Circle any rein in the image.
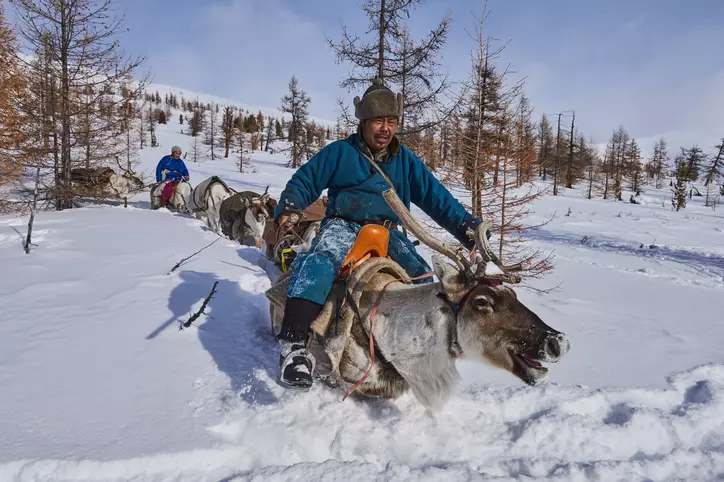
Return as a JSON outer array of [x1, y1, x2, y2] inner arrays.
[[342, 270, 434, 401], [341, 267, 504, 400]]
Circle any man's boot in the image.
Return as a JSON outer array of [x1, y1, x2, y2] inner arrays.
[[277, 297, 323, 390]]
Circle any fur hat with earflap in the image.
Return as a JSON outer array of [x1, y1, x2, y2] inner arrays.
[[353, 77, 403, 121]]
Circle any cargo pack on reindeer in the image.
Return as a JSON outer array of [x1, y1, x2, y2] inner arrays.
[[265, 78, 570, 408]]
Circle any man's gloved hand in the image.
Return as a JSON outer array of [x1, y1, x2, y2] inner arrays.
[[277, 211, 302, 233], [455, 213, 491, 250]]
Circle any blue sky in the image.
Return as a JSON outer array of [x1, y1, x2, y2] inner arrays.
[[7, 0, 724, 156]]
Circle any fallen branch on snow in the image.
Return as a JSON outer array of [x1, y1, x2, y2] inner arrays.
[[167, 237, 220, 275], [180, 281, 219, 330]]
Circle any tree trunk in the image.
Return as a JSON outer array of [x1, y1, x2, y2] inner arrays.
[[553, 113, 562, 196], [60, 2, 72, 210], [566, 112, 575, 188], [378, 0, 385, 81]]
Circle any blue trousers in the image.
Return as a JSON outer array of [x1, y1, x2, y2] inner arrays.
[[287, 218, 433, 305]]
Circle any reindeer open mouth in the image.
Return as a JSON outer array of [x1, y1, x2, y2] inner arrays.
[[510, 351, 547, 385], [507, 331, 569, 386]]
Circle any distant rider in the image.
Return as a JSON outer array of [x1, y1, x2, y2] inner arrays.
[[155, 146, 189, 207]]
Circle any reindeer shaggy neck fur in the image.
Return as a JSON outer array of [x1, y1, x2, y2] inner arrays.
[[362, 279, 461, 409], [244, 207, 267, 246]]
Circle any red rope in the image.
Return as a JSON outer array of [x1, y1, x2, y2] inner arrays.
[[342, 271, 435, 401]]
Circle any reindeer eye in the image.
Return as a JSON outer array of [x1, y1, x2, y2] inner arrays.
[[473, 297, 491, 309]]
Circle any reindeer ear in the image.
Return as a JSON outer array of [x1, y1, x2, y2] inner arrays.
[[431, 255, 469, 295], [432, 255, 459, 285]]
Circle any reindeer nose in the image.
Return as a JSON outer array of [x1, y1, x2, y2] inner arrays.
[[544, 333, 570, 361]]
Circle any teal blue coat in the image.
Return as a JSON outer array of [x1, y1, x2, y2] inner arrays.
[[275, 133, 473, 241]]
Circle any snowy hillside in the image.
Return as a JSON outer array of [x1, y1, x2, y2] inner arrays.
[[1, 89, 724, 481], [148, 82, 335, 130]]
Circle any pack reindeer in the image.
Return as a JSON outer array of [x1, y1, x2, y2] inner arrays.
[[187, 176, 233, 233], [219, 187, 275, 248], [71, 167, 143, 200], [266, 189, 571, 409]]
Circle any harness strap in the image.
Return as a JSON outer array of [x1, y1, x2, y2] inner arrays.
[[437, 277, 503, 358], [342, 270, 434, 401], [329, 215, 398, 230]]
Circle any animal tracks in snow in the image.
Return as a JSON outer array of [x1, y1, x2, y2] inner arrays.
[[529, 229, 724, 289]]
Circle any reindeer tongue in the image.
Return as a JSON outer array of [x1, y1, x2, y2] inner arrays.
[[512, 352, 545, 370], [522, 356, 543, 369]]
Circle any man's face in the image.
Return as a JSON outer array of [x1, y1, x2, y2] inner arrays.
[[171, 150, 181, 159], [362, 117, 398, 152]]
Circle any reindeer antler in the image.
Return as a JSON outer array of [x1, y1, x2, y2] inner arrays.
[[382, 189, 522, 284], [382, 190, 471, 273], [470, 221, 522, 284]]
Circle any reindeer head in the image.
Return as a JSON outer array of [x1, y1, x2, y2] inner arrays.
[[432, 255, 569, 386], [382, 189, 571, 387], [248, 188, 273, 224]]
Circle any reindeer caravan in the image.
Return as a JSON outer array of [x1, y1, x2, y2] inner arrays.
[[264, 78, 570, 409], [149, 146, 284, 248]]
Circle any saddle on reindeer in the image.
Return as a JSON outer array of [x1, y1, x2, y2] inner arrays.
[[265, 188, 571, 408], [150, 178, 193, 212]]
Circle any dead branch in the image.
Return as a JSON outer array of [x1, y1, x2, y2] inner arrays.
[[167, 237, 220, 275], [180, 281, 218, 330]]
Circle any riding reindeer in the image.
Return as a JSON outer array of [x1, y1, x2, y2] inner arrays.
[[266, 189, 571, 409], [150, 180, 193, 214]]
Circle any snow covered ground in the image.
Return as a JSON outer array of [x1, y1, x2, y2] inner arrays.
[[1, 88, 724, 481]]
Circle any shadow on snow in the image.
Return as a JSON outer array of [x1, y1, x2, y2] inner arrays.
[[147, 268, 280, 406]]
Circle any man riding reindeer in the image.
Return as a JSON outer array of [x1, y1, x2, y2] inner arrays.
[[155, 146, 190, 208], [273, 78, 488, 389]]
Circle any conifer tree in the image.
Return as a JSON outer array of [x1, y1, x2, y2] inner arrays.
[[703, 138, 723, 188], [264, 116, 274, 151], [205, 101, 218, 159], [627, 139, 642, 194], [536, 114, 554, 180], [327, 0, 453, 134], [0, 4, 29, 196], [672, 162, 688, 211], [514, 95, 537, 187], [221, 106, 235, 158], [280, 75, 310, 168], [646, 138, 668, 189], [12, 0, 146, 209]]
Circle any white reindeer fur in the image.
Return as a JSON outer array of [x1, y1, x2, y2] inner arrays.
[[168, 182, 193, 214], [106, 174, 142, 198], [355, 257, 466, 409], [244, 207, 267, 248], [203, 182, 232, 234]]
